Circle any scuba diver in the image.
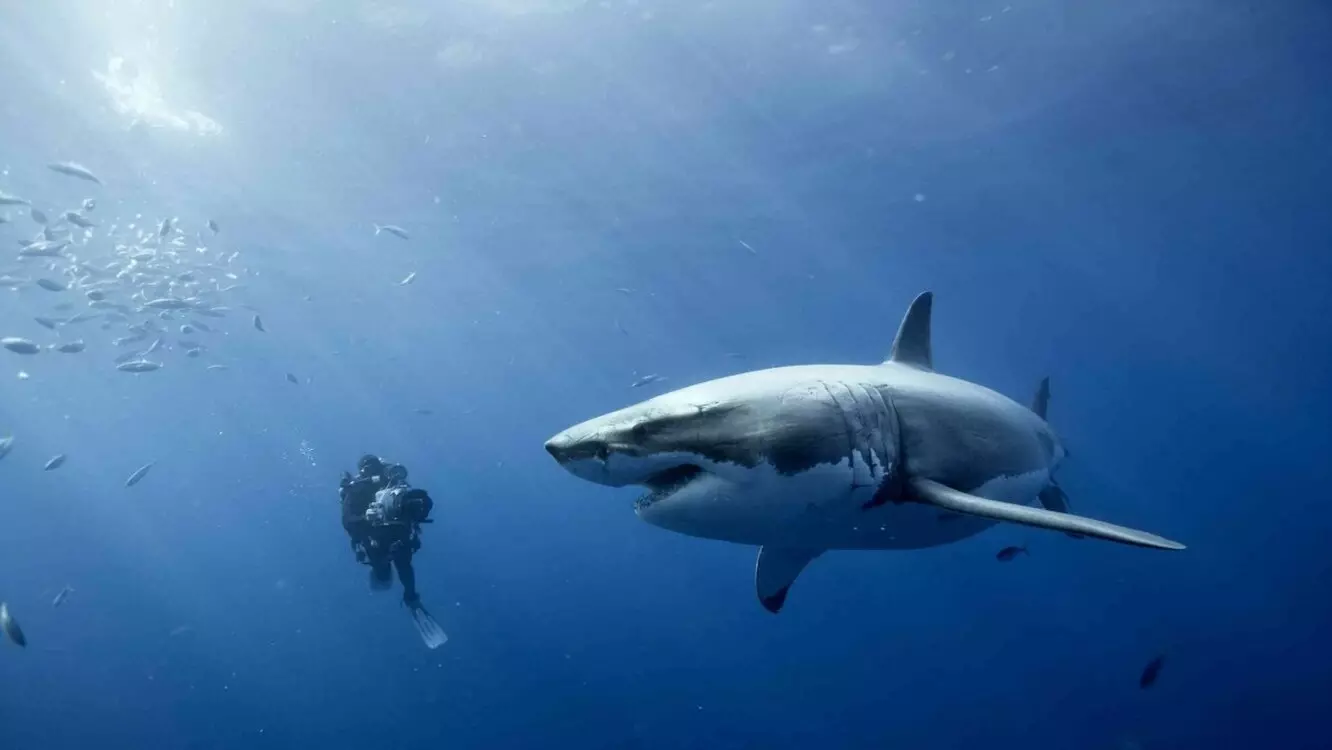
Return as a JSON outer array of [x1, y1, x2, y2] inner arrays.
[[339, 454, 448, 649]]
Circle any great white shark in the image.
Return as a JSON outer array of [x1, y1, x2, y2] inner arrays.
[[544, 292, 1185, 613]]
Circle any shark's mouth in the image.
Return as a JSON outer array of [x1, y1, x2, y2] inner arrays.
[[634, 463, 705, 512]]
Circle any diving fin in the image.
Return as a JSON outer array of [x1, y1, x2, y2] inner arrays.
[[755, 546, 824, 614], [908, 478, 1185, 551], [408, 604, 448, 649]]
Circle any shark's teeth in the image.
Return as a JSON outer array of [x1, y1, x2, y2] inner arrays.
[[635, 464, 704, 511]]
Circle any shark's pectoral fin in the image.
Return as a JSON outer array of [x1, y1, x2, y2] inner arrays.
[[755, 546, 824, 614], [908, 478, 1185, 551]]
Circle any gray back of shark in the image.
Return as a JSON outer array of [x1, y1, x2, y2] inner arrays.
[[544, 291, 1184, 614]]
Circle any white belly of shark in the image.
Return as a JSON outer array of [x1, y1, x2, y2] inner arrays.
[[544, 291, 1185, 614], [632, 450, 1051, 551]]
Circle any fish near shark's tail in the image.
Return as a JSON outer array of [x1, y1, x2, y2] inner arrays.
[[373, 224, 383, 235]]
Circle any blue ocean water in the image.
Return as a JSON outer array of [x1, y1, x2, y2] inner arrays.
[[2, 1, 1330, 748]]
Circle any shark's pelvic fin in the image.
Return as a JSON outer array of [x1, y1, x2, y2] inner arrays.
[[1037, 483, 1070, 513], [908, 478, 1185, 551], [886, 291, 934, 371], [755, 546, 824, 614], [1032, 376, 1050, 420], [1038, 483, 1087, 539]]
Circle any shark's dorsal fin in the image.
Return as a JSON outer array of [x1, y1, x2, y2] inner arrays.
[[886, 291, 933, 370], [1032, 377, 1050, 420], [908, 478, 1185, 550], [755, 546, 824, 614]]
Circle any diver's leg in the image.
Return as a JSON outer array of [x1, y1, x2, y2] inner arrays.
[[393, 549, 420, 606], [369, 559, 394, 590]]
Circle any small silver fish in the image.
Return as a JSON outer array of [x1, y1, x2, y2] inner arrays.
[[995, 545, 1028, 562], [206, 364, 228, 371], [631, 373, 667, 388], [48, 161, 103, 185], [35, 278, 66, 292], [399, 272, 417, 285], [374, 223, 410, 240], [1, 337, 41, 354], [0, 602, 26, 647], [30, 208, 48, 224], [63, 211, 96, 228], [207, 219, 219, 234], [0, 191, 30, 207], [157, 217, 173, 238], [286, 372, 299, 384], [34, 316, 59, 330], [0, 436, 13, 460], [143, 298, 192, 310], [52, 585, 73, 608], [82, 198, 96, 211], [117, 360, 161, 373], [17, 239, 68, 257], [44, 454, 66, 471], [125, 461, 155, 487], [52, 340, 85, 354], [253, 314, 265, 332]]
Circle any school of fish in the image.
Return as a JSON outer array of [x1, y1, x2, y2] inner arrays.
[[0, 163, 420, 646]]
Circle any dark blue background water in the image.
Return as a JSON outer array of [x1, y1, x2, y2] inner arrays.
[[1, 1, 1329, 748]]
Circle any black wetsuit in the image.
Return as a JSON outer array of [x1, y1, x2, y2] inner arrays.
[[339, 466, 423, 606]]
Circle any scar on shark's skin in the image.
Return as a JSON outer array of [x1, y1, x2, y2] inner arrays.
[[545, 291, 1185, 614]]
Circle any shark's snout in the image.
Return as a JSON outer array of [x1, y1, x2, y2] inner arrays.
[[543, 434, 569, 462], [543, 432, 607, 464]]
